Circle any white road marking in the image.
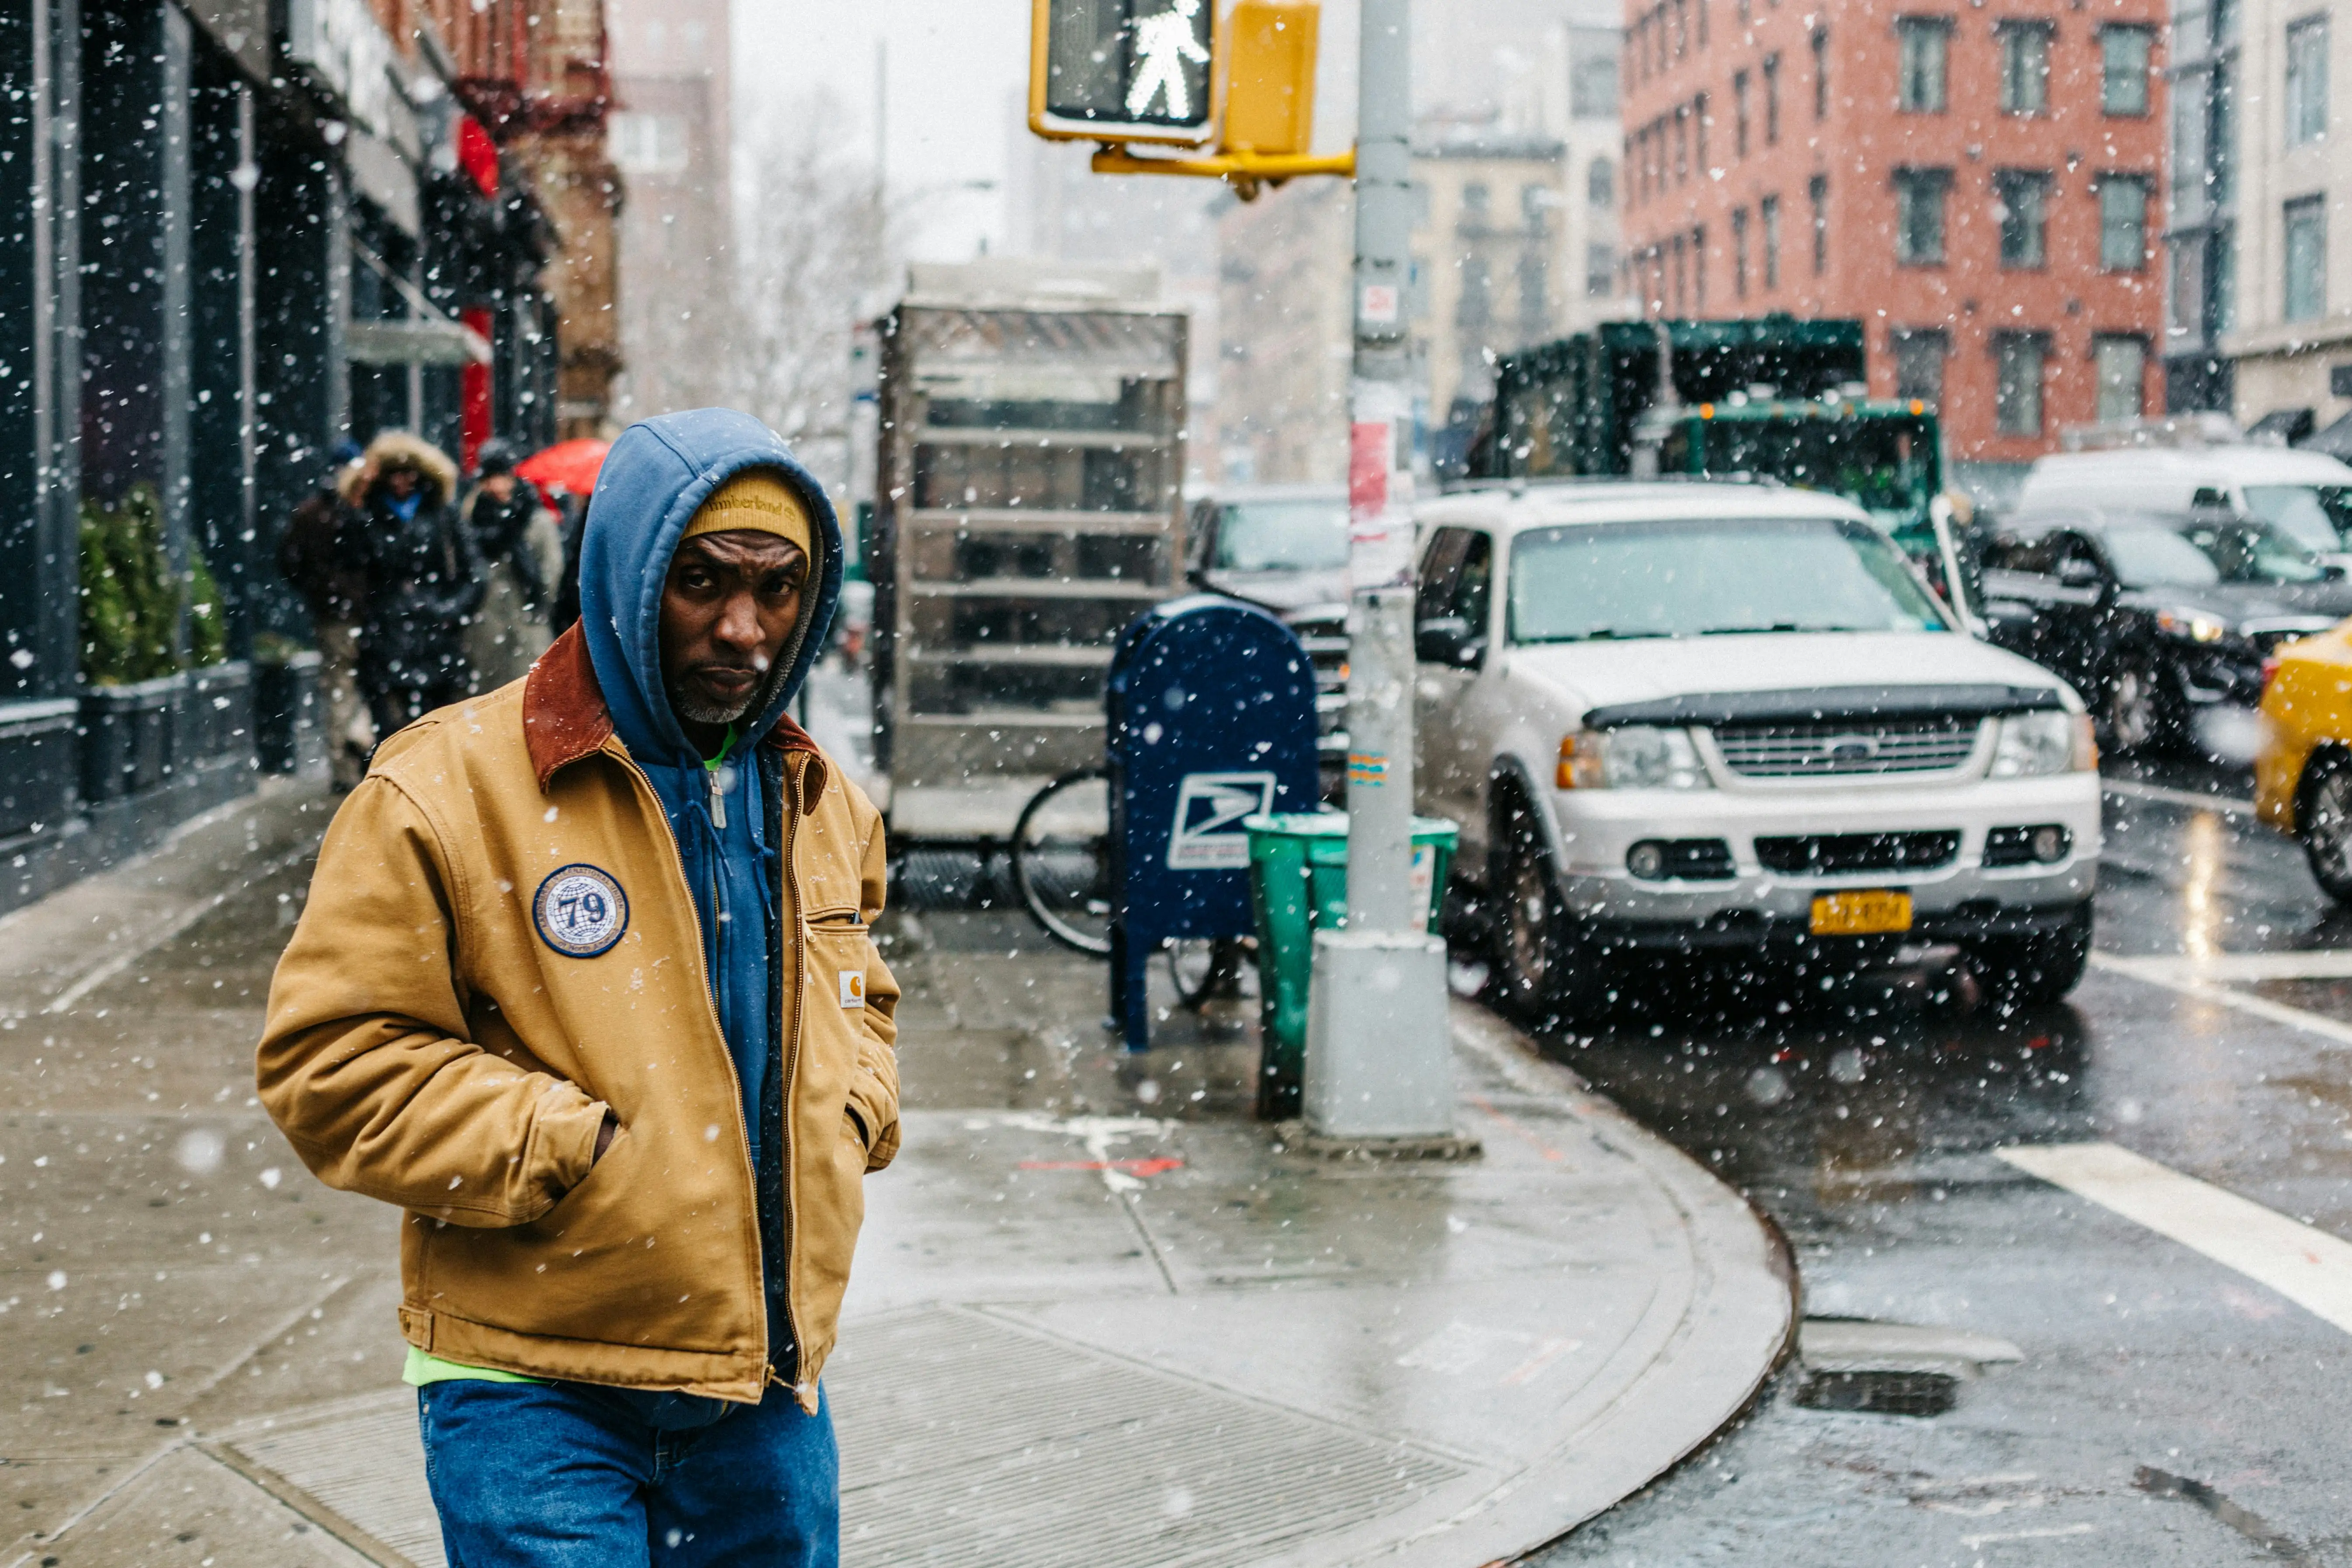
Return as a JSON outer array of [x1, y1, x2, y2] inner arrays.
[[2089, 953, 2352, 1050], [2100, 777, 2258, 816], [1998, 1142, 2352, 1337], [1960, 1522, 2096, 1549], [2102, 948, 2352, 983]]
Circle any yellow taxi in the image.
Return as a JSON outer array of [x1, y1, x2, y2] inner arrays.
[[2257, 620, 2352, 902]]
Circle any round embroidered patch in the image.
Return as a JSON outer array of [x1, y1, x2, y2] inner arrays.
[[532, 865, 629, 958]]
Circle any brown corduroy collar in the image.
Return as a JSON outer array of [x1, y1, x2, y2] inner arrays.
[[522, 623, 825, 795]]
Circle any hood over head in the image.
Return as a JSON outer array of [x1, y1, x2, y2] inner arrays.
[[344, 431, 459, 505], [577, 408, 843, 769]]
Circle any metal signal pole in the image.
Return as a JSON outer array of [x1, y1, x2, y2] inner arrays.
[[1302, 0, 1455, 1143]]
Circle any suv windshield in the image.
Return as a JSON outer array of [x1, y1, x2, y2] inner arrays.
[[2173, 516, 2331, 584], [1508, 516, 1952, 644], [2243, 485, 2352, 552], [1212, 499, 1349, 572], [2096, 526, 2224, 587]]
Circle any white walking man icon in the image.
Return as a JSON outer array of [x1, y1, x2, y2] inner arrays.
[[1126, 0, 1209, 120]]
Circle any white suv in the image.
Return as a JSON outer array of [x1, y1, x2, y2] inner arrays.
[[1411, 481, 2103, 1015]]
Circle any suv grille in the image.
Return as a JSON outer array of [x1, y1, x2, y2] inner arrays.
[[1755, 831, 1961, 876], [1712, 718, 1984, 778]]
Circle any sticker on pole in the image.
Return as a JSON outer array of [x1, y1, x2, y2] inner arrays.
[[1166, 772, 1278, 870]]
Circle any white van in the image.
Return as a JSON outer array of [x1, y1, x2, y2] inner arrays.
[[2016, 447, 2352, 556]]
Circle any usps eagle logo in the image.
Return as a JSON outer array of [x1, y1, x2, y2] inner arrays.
[[533, 865, 630, 958]]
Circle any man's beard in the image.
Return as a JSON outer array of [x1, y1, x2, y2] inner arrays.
[[669, 678, 758, 727]]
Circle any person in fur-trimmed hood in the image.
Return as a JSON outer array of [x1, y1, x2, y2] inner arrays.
[[259, 409, 897, 1568], [345, 431, 484, 735]]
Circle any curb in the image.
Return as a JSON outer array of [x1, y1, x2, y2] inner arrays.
[[1411, 1001, 1801, 1565]]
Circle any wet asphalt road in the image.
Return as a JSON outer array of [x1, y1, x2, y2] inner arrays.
[[1523, 759, 2352, 1567]]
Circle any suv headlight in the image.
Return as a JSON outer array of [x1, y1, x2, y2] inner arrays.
[[1991, 710, 2097, 778], [1558, 726, 1713, 790], [2156, 608, 2230, 644]]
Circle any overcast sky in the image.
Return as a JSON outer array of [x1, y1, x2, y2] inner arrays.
[[733, 0, 1032, 263]]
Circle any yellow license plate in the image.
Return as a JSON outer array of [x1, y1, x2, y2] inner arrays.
[[1810, 890, 1913, 936]]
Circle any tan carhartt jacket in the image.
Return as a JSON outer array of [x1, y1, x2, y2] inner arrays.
[[257, 626, 899, 1410]]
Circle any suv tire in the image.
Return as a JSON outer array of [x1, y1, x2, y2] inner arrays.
[[2299, 753, 2352, 905], [2100, 655, 2172, 755], [1490, 792, 1611, 1023], [1965, 901, 2093, 1007]]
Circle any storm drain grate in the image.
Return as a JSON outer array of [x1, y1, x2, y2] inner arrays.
[[829, 1310, 1465, 1568], [227, 1394, 446, 1568]]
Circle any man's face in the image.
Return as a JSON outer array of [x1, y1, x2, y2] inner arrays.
[[658, 531, 808, 728], [383, 467, 420, 501]]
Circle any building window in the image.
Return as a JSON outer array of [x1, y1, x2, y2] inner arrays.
[[1696, 93, 1710, 171], [1735, 70, 1752, 156], [1898, 19, 1950, 112], [1462, 182, 1491, 232], [1674, 0, 1690, 56], [1994, 332, 2048, 435], [1893, 328, 1949, 404], [1995, 170, 2051, 268], [1459, 255, 1493, 329], [609, 113, 689, 175], [1673, 233, 1688, 312], [2099, 175, 2150, 270], [1588, 157, 1615, 208], [2288, 15, 2329, 145], [1699, 0, 1711, 47], [1694, 227, 1709, 309], [1812, 28, 1831, 119], [2100, 24, 2152, 116], [1994, 24, 2051, 116], [2094, 335, 2148, 422], [1518, 252, 1550, 337], [1998, 22, 2053, 115], [1761, 193, 1782, 287], [1764, 53, 1782, 143], [1809, 174, 1829, 273], [1587, 243, 1618, 298], [2286, 195, 2327, 321], [1572, 42, 1620, 117], [1674, 105, 1690, 183], [1733, 207, 1751, 298], [1894, 168, 1950, 263]]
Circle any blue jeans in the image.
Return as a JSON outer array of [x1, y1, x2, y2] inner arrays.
[[416, 1379, 838, 1568]]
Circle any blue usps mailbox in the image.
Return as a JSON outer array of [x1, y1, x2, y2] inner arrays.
[[1107, 596, 1321, 1050]]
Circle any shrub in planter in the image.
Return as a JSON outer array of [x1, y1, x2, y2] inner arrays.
[[79, 483, 230, 684]]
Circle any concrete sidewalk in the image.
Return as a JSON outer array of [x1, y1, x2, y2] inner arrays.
[[2, 786, 1794, 1568]]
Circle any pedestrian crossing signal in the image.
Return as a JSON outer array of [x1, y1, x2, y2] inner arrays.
[[1031, 0, 1219, 146]]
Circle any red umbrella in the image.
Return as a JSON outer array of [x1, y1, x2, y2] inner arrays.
[[515, 438, 610, 498]]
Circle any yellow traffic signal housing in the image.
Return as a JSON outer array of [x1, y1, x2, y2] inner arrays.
[[1217, 0, 1319, 156], [1031, 0, 1220, 147], [1032, 0, 1351, 193]]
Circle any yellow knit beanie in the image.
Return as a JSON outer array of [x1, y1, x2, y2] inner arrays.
[[681, 469, 811, 554]]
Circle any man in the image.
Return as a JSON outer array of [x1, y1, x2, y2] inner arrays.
[[258, 409, 899, 1567], [276, 440, 372, 790], [460, 438, 558, 689], [350, 431, 483, 735]]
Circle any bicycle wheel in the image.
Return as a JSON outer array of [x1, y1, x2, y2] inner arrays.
[[1012, 767, 1114, 956], [1166, 935, 1256, 1010]]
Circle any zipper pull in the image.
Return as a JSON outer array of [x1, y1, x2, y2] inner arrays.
[[710, 763, 737, 829]]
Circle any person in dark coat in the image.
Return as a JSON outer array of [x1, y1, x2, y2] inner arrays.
[[350, 432, 484, 735], [459, 439, 557, 689], [277, 440, 374, 790]]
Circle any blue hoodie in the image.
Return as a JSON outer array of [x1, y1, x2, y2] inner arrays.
[[576, 409, 842, 1232]]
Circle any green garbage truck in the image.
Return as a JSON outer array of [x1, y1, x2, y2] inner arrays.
[[1461, 316, 1975, 613]]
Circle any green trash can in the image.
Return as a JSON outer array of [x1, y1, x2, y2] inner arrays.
[[1243, 812, 1460, 1120]]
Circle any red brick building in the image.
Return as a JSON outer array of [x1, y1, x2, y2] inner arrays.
[[1619, 0, 2166, 484]]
